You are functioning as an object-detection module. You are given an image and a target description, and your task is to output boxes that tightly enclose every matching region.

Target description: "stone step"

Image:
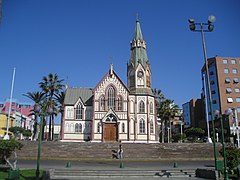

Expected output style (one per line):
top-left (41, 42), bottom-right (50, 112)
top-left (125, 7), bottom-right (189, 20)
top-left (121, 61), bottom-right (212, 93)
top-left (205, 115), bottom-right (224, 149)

top-left (50, 169), bottom-right (196, 179)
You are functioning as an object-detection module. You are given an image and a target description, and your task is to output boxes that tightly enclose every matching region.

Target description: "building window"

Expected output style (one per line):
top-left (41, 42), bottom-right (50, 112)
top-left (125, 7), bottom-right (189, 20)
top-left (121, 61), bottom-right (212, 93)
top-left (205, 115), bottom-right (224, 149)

top-left (139, 100), bottom-right (145, 113)
top-left (75, 104), bottom-right (83, 120)
top-left (105, 114), bottom-right (117, 122)
top-left (97, 122), bottom-right (101, 133)
top-left (210, 81), bottom-right (215, 85)
top-left (209, 71), bottom-right (214, 75)
top-left (100, 96), bottom-right (105, 111)
top-left (235, 88), bottom-right (240, 93)
top-left (150, 102), bottom-right (153, 114)
top-left (223, 59), bottom-right (228, 64)
top-left (225, 78), bottom-right (231, 83)
top-left (139, 119), bottom-right (145, 134)
top-left (231, 59), bottom-right (236, 64)
top-left (226, 88), bottom-right (232, 93)
top-left (117, 96), bottom-right (123, 111)
top-left (67, 109), bottom-right (71, 118)
top-left (236, 98), bottom-right (240, 103)
top-left (233, 78), bottom-right (239, 83)
top-left (237, 108), bottom-right (240, 113)
top-left (108, 86), bottom-right (115, 110)
top-left (227, 98), bottom-right (233, 103)
top-left (211, 90), bottom-right (216, 94)
top-left (65, 123), bottom-right (69, 132)
top-left (212, 100), bottom-right (217, 104)
top-left (224, 68), bottom-right (229, 74)
top-left (122, 123), bottom-right (125, 133)
top-left (70, 123), bottom-right (74, 132)
top-left (75, 123), bottom-right (82, 133)
top-left (232, 68), bottom-right (238, 74)
top-left (150, 120), bottom-right (154, 133)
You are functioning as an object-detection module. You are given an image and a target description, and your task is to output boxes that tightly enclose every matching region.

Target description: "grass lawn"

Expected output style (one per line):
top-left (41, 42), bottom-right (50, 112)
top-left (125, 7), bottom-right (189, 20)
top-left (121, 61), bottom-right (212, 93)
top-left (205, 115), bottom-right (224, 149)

top-left (0, 169), bottom-right (43, 180)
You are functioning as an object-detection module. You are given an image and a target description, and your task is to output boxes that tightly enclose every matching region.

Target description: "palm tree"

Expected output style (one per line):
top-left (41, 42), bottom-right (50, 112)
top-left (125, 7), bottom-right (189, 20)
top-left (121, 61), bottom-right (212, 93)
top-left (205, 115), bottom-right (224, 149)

top-left (54, 91), bottom-right (65, 140)
top-left (153, 88), bottom-right (165, 142)
top-left (158, 99), bottom-right (179, 143)
top-left (23, 91), bottom-right (46, 140)
top-left (39, 73), bottom-right (64, 140)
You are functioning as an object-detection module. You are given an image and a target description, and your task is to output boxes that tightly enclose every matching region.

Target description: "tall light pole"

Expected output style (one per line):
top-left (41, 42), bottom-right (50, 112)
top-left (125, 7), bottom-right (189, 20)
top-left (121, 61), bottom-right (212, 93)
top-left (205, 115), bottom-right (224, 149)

top-left (34, 104), bottom-right (53, 179)
top-left (188, 15), bottom-right (217, 170)
top-left (4, 68), bottom-right (16, 140)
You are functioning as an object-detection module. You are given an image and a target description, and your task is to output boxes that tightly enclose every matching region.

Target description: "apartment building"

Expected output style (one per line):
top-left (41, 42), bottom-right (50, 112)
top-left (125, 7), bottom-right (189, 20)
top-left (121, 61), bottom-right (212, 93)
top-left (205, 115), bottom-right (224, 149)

top-left (202, 56), bottom-right (240, 138)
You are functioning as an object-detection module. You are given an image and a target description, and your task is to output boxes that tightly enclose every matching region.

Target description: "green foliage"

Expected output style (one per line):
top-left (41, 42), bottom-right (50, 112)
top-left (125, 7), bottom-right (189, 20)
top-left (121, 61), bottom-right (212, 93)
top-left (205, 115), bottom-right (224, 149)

top-left (219, 144), bottom-right (240, 171)
top-left (9, 127), bottom-right (32, 139)
top-left (22, 129), bottom-right (32, 138)
top-left (0, 140), bottom-right (23, 164)
top-left (172, 133), bottom-right (186, 142)
top-left (0, 169), bottom-right (43, 180)
top-left (185, 127), bottom-right (205, 142)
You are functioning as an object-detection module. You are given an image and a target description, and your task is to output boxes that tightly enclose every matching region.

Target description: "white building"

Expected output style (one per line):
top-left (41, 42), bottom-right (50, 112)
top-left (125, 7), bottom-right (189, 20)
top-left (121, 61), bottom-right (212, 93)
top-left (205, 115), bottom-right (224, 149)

top-left (61, 20), bottom-right (157, 143)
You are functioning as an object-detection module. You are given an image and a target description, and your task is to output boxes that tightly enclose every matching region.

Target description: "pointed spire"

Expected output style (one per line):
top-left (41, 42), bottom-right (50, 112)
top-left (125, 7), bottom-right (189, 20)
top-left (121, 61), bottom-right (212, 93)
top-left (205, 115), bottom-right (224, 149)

top-left (134, 18), bottom-right (143, 40)
top-left (129, 19), bottom-right (148, 68)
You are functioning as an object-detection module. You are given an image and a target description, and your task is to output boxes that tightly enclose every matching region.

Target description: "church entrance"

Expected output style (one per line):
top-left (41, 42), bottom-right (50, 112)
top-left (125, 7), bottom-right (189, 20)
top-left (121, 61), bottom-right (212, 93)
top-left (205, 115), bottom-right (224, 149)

top-left (103, 113), bottom-right (118, 142)
top-left (103, 123), bottom-right (118, 142)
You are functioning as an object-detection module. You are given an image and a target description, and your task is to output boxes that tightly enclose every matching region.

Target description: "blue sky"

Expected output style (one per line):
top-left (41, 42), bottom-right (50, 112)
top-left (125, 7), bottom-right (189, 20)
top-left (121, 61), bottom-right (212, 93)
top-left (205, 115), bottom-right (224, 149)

top-left (0, 0), bottom-right (240, 108)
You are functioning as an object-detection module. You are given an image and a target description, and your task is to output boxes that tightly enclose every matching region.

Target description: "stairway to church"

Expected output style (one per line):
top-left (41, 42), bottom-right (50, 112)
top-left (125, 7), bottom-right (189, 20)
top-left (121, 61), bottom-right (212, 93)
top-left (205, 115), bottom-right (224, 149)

top-left (16, 141), bottom-right (220, 160)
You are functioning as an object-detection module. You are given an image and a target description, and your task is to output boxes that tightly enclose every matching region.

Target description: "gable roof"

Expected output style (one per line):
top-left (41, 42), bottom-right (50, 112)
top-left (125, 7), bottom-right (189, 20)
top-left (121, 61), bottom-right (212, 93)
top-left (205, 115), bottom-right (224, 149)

top-left (64, 88), bottom-right (93, 106)
top-left (93, 68), bottom-right (129, 94)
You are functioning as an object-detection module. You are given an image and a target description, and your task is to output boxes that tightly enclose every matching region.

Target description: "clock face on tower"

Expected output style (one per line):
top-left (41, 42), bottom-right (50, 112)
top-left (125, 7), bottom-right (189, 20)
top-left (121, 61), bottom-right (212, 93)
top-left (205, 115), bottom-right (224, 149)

top-left (137, 70), bottom-right (143, 78)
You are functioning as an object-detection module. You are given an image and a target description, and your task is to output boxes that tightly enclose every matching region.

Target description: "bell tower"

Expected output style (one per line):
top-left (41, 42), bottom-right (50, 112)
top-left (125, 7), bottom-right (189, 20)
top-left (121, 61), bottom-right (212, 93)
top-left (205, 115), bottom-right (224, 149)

top-left (127, 19), bottom-right (153, 95)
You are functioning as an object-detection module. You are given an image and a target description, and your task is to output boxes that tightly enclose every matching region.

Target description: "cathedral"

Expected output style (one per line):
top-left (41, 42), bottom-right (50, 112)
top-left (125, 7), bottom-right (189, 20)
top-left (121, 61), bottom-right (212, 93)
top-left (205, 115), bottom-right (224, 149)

top-left (61, 20), bottom-right (157, 143)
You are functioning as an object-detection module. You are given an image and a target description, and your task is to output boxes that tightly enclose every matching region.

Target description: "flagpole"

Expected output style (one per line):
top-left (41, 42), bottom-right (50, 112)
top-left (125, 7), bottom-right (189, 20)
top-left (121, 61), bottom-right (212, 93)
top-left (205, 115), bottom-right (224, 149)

top-left (4, 67), bottom-right (16, 140)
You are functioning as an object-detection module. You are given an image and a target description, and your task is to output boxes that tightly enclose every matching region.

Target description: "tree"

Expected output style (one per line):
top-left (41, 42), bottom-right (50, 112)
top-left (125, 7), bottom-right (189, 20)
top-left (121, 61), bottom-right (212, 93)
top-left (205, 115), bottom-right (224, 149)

top-left (153, 88), bottom-right (180, 143)
top-left (39, 73), bottom-right (64, 141)
top-left (185, 127), bottom-right (205, 142)
top-left (54, 91), bottom-right (65, 140)
top-left (0, 140), bottom-right (23, 165)
top-left (23, 91), bottom-right (46, 140)
top-left (9, 127), bottom-right (24, 139)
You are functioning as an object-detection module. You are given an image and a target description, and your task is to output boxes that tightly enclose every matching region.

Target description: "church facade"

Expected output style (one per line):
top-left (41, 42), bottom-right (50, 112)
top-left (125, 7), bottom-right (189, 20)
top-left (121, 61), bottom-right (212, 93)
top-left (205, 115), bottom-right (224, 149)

top-left (61, 20), bottom-right (158, 143)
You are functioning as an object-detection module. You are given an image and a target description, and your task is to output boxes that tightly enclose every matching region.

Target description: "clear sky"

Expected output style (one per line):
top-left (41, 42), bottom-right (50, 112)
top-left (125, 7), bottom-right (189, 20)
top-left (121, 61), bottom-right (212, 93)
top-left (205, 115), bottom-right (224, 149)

top-left (0, 0), bottom-right (240, 108)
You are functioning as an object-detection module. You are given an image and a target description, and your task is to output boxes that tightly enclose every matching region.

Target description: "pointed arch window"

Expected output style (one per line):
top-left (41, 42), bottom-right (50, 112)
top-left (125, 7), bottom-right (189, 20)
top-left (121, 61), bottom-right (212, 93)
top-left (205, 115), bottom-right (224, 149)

top-left (108, 86), bottom-right (115, 110)
top-left (139, 100), bottom-right (145, 113)
top-left (65, 123), bottom-right (69, 133)
top-left (150, 120), bottom-right (154, 133)
top-left (139, 119), bottom-right (145, 134)
top-left (118, 96), bottom-right (123, 111)
top-left (150, 102), bottom-right (153, 114)
top-left (75, 123), bottom-right (82, 133)
top-left (122, 123), bottom-right (125, 133)
top-left (100, 96), bottom-right (105, 111)
top-left (75, 103), bottom-right (83, 120)
top-left (70, 123), bottom-right (74, 133)
top-left (97, 122), bottom-right (101, 133)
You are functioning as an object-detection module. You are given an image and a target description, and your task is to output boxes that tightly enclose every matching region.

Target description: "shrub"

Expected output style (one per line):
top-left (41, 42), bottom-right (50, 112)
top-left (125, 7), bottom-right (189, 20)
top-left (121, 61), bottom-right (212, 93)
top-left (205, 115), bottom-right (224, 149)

top-left (0, 140), bottom-right (23, 164)
top-left (219, 144), bottom-right (240, 171)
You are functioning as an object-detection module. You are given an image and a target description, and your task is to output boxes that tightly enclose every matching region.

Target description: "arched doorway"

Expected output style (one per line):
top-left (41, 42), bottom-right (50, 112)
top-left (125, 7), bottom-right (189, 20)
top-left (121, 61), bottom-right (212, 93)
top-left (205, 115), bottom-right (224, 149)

top-left (103, 114), bottom-right (118, 142)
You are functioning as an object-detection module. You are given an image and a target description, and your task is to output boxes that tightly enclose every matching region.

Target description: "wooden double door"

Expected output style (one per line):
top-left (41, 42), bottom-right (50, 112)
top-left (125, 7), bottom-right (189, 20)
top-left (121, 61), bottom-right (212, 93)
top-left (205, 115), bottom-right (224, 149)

top-left (103, 123), bottom-right (118, 142)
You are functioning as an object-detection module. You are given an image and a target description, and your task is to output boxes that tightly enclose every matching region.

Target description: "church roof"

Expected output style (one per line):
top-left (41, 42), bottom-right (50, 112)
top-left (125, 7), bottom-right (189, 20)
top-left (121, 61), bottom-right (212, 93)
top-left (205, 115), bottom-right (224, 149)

top-left (129, 20), bottom-right (149, 68)
top-left (64, 88), bottom-right (93, 106)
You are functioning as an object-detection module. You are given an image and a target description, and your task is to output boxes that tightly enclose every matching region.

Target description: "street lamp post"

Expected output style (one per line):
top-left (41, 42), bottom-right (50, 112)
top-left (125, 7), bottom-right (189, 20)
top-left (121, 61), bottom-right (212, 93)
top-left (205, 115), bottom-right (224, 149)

top-left (188, 15), bottom-right (217, 169)
top-left (214, 109), bottom-right (229, 180)
top-left (34, 105), bottom-right (53, 179)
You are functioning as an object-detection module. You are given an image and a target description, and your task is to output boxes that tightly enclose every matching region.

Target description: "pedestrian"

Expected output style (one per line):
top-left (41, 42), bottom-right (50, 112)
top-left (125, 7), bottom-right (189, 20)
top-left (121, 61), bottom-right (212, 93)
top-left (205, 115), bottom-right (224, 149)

top-left (117, 144), bottom-right (123, 159)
